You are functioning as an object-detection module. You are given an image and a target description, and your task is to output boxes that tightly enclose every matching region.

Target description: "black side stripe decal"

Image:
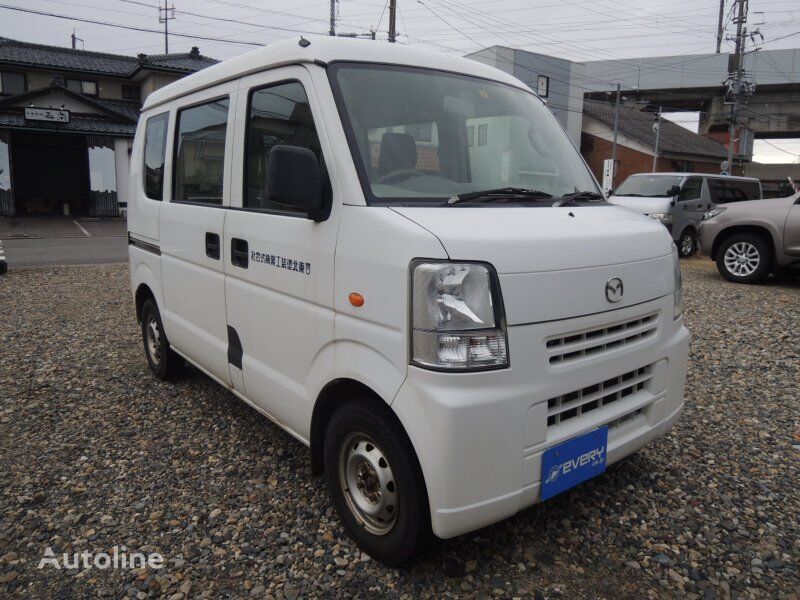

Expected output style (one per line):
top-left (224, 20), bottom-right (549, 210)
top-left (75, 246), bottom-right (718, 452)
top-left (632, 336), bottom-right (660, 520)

top-left (128, 234), bottom-right (161, 256)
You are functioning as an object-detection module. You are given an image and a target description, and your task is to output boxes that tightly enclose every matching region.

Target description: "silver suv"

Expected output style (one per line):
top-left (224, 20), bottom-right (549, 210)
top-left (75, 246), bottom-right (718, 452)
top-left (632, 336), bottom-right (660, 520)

top-left (698, 193), bottom-right (800, 283)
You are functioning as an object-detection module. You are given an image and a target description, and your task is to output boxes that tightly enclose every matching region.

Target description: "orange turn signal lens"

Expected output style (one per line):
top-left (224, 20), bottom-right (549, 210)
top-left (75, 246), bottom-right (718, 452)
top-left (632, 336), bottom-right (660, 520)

top-left (349, 292), bottom-right (364, 307)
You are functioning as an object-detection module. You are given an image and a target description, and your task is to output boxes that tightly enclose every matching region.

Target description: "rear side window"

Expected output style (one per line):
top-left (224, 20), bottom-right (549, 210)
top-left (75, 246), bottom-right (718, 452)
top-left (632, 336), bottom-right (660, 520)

top-left (709, 179), bottom-right (761, 203)
top-left (143, 113), bottom-right (168, 200)
top-left (245, 82), bottom-right (321, 213)
top-left (174, 98), bottom-right (229, 204)
top-left (679, 177), bottom-right (702, 201)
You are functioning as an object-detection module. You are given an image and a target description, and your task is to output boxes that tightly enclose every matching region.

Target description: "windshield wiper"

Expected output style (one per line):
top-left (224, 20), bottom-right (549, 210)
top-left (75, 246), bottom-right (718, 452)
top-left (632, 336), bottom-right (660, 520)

top-left (447, 187), bottom-right (553, 205)
top-left (551, 191), bottom-right (604, 207)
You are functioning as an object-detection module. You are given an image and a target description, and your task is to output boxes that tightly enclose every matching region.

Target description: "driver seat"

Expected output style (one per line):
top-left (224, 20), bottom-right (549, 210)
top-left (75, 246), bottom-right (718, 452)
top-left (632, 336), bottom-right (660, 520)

top-left (378, 132), bottom-right (418, 175)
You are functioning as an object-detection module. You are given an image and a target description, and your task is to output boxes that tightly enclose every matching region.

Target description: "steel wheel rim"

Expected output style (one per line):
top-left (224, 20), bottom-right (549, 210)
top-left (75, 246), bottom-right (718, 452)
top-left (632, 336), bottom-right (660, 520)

top-left (145, 314), bottom-right (162, 365)
top-left (723, 242), bottom-right (759, 276)
top-left (681, 233), bottom-right (694, 256)
top-left (338, 432), bottom-right (398, 536)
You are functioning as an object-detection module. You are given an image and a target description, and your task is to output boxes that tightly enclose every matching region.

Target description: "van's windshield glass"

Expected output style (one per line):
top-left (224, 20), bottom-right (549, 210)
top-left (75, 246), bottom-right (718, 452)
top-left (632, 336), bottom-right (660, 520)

top-left (614, 175), bottom-right (684, 198)
top-left (329, 63), bottom-right (600, 204)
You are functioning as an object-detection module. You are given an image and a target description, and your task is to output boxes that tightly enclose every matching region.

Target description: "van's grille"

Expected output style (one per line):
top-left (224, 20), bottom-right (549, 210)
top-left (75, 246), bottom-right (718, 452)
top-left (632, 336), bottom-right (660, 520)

top-left (546, 366), bottom-right (652, 427)
top-left (546, 313), bottom-right (658, 365)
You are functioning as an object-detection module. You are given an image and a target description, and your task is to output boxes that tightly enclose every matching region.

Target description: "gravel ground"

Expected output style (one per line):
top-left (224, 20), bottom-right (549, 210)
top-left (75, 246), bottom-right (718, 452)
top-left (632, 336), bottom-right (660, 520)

top-left (0, 260), bottom-right (798, 599)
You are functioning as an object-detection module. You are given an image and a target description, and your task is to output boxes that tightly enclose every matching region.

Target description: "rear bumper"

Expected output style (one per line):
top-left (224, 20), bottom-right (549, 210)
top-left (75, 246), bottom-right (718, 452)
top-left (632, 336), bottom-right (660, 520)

top-left (392, 295), bottom-right (689, 539)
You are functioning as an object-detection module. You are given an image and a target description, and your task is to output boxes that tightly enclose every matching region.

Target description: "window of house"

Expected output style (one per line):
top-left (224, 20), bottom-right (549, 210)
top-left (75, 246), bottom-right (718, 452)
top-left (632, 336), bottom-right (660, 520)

top-left (467, 125), bottom-right (475, 147)
top-left (0, 71), bottom-right (26, 95)
top-left (143, 112), bottom-right (169, 200)
top-left (678, 177), bottom-right (702, 201)
top-left (122, 85), bottom-right (140, 101)
top-left (244, 82), bottom-right (322, 213)
top-left (66, 78), bottom-right (98, 96)
top-left (174, 98), bottom-right (229, 204)
top-left (477, 123), bottom-right (488, 146)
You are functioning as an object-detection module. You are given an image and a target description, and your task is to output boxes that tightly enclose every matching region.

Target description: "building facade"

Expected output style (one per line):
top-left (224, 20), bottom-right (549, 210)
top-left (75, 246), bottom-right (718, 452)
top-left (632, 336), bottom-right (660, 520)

top-left (0, 37), bottom-right (216, 217)
top-left (580, 100), bottom-right (739, 188)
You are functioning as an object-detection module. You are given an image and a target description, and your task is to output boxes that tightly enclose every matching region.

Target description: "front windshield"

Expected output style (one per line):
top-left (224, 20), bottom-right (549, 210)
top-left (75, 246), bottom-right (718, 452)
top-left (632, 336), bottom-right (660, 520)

top-left (329, 63), bottom-right (600, 203)
top-left (614, 175), bottom-right (684, 198)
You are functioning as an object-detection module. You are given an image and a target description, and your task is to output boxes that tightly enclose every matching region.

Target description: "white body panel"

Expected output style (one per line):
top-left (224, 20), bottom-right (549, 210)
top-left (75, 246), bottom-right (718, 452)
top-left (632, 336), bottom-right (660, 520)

top-left (128, 37), bottom-right (689, 542)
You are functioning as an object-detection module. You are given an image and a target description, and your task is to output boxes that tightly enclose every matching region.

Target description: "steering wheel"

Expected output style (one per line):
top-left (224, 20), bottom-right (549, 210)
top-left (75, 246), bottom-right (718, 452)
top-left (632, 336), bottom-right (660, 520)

top-left (377, 169), bottom-right (424, 184)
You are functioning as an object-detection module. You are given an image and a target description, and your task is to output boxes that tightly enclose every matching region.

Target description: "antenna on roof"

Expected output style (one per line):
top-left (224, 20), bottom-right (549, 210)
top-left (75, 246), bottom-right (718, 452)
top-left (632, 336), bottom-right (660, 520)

top-left (70, 29), bottom-right (84, 50)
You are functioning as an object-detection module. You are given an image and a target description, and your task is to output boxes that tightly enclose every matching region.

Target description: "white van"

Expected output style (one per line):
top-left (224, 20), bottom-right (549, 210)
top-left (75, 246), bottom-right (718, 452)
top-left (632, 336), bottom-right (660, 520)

top-left (128, 37), bottom-right (689, 565)
top-left (609, 173), bottom-right (762, 258)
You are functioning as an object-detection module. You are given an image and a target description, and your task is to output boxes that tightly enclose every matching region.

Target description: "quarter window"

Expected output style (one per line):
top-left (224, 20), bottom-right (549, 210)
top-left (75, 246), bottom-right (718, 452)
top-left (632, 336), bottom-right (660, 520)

top-left (174, 98), bottom-right (229, 204)
top-left (143, 112), bottom-right (168, 200)
top-left (245, 82), bottom-right (320, 212)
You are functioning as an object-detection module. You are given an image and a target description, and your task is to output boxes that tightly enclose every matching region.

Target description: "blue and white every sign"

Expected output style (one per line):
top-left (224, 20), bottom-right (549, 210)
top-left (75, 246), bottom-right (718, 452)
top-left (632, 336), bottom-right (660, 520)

top-left (541, 426), bottom-right (608, 501)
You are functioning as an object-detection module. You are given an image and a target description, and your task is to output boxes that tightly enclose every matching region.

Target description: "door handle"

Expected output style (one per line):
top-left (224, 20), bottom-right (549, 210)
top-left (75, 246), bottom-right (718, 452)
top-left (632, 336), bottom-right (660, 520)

top-left (205, 232), bottom-right (220, 260)
top-left (695, 204), bottom-right (703, 209)
top-left (231, 238), bottom-right (249, 269)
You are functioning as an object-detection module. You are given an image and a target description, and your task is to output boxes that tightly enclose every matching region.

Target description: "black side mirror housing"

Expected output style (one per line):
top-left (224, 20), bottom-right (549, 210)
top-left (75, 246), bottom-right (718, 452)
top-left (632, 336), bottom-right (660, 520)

top-left (264, 145), bottom-right (323, 216)
top-left (669, 185), bottom-right (681, 197)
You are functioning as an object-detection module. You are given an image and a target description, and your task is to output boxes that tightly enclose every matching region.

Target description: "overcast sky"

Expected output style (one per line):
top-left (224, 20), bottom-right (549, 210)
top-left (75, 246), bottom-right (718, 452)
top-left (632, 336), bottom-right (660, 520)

top-left (1, 0), bottom-right (798, 163)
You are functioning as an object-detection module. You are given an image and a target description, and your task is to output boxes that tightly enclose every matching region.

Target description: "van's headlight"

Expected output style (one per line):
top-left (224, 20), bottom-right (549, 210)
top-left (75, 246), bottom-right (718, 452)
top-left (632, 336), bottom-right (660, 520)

top-left (703, 207), bottom-right (726, 221)
top-left (672, 244), bottom-right (683, 320)
top-left (649, 213), bottom-right (673, 225)
top-left (410, 261), bottom-right (508, 371)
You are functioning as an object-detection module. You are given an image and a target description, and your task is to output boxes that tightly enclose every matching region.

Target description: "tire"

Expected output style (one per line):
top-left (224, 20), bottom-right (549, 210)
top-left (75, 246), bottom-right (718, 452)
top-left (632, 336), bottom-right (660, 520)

top-left (716, 233), bottom-right (772, 284)
top-left (677, 229), bottom-right (697, 258)
top-left (324, 399), bottom-right (430, 566)
top-left (140, 298), bottom-right (184, 380)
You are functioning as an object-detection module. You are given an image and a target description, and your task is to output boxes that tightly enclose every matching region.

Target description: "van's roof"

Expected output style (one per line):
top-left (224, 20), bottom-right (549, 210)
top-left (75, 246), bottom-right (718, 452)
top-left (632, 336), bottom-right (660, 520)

top-left (143, 36), bottom-right (528, 111)
top-left (626, 172), bottom-right (760, 182)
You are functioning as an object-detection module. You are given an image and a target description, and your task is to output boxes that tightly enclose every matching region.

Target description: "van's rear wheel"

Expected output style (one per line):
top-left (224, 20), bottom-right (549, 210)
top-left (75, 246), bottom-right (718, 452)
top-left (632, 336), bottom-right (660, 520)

top-left (678, 229), bottom-right (697, 258)
top-left (140, 298), bottom-right (183, 380)
top-left (716, 234), bottom-right (771, 283)
top-left (324, 399), bottom-right (430, 566)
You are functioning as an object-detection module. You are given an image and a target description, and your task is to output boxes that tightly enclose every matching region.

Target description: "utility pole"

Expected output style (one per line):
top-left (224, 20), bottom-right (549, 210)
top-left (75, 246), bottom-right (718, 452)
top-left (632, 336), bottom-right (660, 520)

top-left (70, 29), bottom-right (83, 50)
top-left (610, 83), bottom-right (621, 187)
top-left (726, 0), bottom-right (749, 169)
top-left (652, 107), bottom-right (662, 173)
top-left (329, 0), bottom-right (336, 36)
top-left (388, 0), bottom-right (397, 43)
top-left (715, 0), bottom-right (726, 53)
top-left (159, 1), bottom-right (175, 54)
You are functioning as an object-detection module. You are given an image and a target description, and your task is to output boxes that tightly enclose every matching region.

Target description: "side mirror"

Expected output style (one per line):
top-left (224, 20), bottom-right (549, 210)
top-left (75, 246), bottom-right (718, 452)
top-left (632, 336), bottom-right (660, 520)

top-left (669, 185), bottom-right (681, 198)
top-left (264, 145), bottom-right (322, 215)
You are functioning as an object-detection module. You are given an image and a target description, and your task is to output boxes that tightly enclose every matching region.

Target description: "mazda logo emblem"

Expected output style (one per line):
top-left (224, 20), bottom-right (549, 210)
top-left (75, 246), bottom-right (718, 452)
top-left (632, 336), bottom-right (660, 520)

top-left (605, 277), bottom-right (624, 303)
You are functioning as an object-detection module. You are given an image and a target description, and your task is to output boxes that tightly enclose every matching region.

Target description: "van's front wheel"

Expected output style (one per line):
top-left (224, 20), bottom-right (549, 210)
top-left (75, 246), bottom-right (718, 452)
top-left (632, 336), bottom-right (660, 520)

top-left (324, 400), bottom-right (430, 566)
top-left (140, 298), bottom-right (184, 380)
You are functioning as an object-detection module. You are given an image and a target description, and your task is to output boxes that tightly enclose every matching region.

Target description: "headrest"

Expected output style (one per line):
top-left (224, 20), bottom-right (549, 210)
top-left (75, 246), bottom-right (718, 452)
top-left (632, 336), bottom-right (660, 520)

top-left (378, 132), bottom-right (417, 174)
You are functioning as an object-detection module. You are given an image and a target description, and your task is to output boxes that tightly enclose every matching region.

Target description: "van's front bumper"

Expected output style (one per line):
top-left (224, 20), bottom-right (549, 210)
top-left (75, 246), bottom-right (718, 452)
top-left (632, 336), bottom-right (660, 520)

top-left (392, 294), bottom-right (689, 539)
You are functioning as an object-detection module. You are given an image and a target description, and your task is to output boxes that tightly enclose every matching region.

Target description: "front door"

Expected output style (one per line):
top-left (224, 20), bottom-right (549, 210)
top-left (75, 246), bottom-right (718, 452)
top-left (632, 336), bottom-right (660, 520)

top-left (674, 176), bottom-right (705, 240)
top-left (223, 66), bottom-right (338, 437)
top-left (160, 85), bottom-right (236, 386)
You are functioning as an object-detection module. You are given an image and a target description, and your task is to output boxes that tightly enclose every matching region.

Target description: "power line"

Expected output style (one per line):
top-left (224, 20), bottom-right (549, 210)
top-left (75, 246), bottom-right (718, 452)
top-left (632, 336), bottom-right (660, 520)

top-left (0, 3), bottom-right (266, 46)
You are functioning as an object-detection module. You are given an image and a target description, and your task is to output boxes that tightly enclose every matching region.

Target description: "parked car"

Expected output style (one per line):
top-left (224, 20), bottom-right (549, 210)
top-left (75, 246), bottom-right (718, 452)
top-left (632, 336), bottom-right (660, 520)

top-left (127, 36), bottom-right (689, 565)
top-left (609, 173), bottom-right (762, 258)
top-left (699, 193), bottom-right (800, 283)
top-left (0, 240), bottom-right (6, 275)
